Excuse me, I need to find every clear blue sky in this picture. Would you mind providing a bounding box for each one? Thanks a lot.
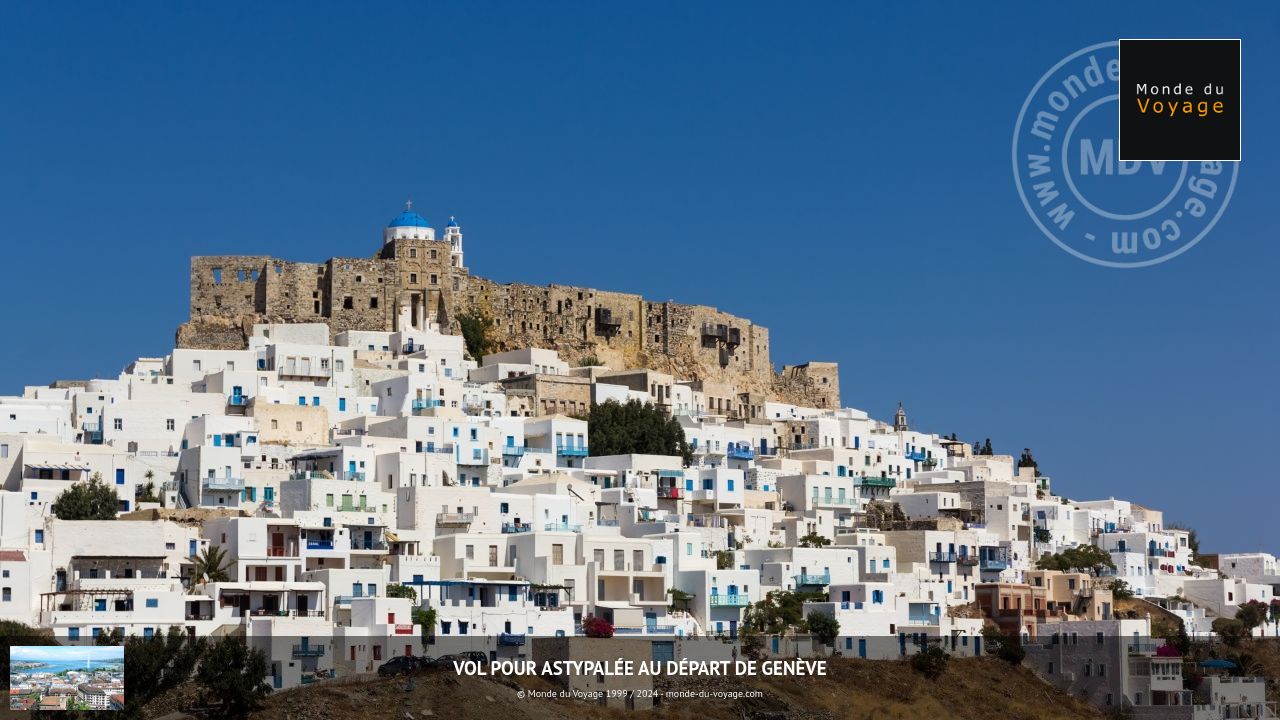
[1,3,1275,553]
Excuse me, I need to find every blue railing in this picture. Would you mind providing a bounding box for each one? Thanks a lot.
[556,446,589,457]
[929,552,957,563]
[727,446,755,460]
[333,595,354,605]
[839,601,865,610]
[292,644,325,657]
[498,633,526,646]
[794,573,831,585]
[544,522,582,532]
[905,450,927,462]
[502,522,532,534]
[203,477,245,491]
[412,398,443,411]
[502,446,526,457]
[306,541,334,550]
[228,395,248,407]
[709,594,749,607]
[981,559,1009,571]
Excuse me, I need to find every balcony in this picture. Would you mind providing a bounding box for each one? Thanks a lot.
[292,644,326,657]
[350,540,388,551]
[929,552,957,563]
[556,445,589,457]
[203,477,245,492]
[501,522,532,534]
[957,555,979,566]
[267,545,298,557]
[814,496,857,506]
[658,487,683,499]
[980,559,1009,571]
[436,513,474,528]
[337,500,372,512]
[860,476,896,489]
[905,450,927,462]
[278,362,332,378]
[82,420,104,444]
[305,540,335,551]
[228,395,249,407]
[727,446,755,461]
[543,522,582,532]
[709,594,749,608]
[502,446,526,458]
[794,573,831,586]
[498,633,526,647]
[411,398,443,412]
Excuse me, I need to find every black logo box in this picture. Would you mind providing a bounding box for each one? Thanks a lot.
[1119,38,1240,161]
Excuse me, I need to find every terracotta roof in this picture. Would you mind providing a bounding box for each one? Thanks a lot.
[0,550,26,562]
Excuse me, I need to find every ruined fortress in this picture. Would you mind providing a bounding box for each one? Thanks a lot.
[178,206,839,409]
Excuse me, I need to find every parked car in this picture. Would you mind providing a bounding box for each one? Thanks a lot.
[458,651,489,664]
[414,656,436,669]
[377,656,417,677]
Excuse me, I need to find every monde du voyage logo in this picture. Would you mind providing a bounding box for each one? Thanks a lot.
[1012,40,1240,268]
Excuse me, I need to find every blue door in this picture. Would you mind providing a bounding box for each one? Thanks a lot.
[858,638,867,658]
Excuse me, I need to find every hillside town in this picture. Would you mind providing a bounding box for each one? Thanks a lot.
[0,208,1274,719]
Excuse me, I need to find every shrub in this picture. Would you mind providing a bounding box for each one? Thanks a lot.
[581,615,614,638]
[910,645,949,680]
[807,612,840,647]
[982,627,1026,665]
[51,472,119,520]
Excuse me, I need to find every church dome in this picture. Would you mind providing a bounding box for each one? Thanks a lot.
[388,210,430,229]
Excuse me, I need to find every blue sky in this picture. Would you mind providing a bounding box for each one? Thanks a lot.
[10,645,123,663]
[0,3,1276,552]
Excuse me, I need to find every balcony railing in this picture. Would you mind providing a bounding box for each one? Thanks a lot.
[350,540,388,551]
[267,546,298,557]
[980,559,1009,571]
[658,487,683,499]
[957,555,979,566]
[411,398,443,411]
[498,633,526,647]
[556,446,589,457]
[202,477,245,492]
[794,573,831,586]
[292,644,325,657]
[726,446,755,460]
[709,594,749,607]
[502,522,532,534]
[305,541,335,551]
[337,500,371,512]
[436,513,474,527]
[814,496,857,506]
[905,450,927,462]
[929,552,957,563]
[502,446,526,457]
[278,363,332,378]
[82,420,104,444]
[228,395,249,407]
[860,476,896,489]
[543,522,582,532]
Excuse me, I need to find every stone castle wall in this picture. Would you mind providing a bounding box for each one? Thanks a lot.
[181,239,839,407]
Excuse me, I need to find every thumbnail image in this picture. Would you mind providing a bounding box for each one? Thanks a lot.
[9,645,124,711]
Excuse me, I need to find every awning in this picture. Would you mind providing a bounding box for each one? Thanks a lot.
[24,462,90,471]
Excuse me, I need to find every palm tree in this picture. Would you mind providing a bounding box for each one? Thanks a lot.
[187,545,232,594]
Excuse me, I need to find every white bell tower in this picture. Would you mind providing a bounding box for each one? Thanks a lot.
[444,216,464,268]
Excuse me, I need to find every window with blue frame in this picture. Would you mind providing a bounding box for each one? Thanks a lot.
[470,428,477,441]
[452,427,459,437]
[338,398,346,411]
[115,469,125,485]
[94,599,107,611]
[500,503,509,513]
[298,396,306,406]
[34,530,43,543]
[68,627,80,640]
[727,479,735,491]
[312,396,320,406]
[145,598,158,608]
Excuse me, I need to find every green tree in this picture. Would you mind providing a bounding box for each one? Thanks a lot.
[1036,545,1115,576]
[712,550,734,570]
[807,611,840,647]
[413,606,437,644]
[187,545,232,593]
[1235,601,1268,632]
[586,399,692,465]
[1108,579,1135,600]
[910,644,949,679]
[196,637,271,716]
[1212,617,1247,646]
[743,590,825,636]
[51,472,119,520]
[385,584,417,602]
[121,627,207,714]
[456,311,494,360]
[798,532,831,548]
[982,626,1026,665]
